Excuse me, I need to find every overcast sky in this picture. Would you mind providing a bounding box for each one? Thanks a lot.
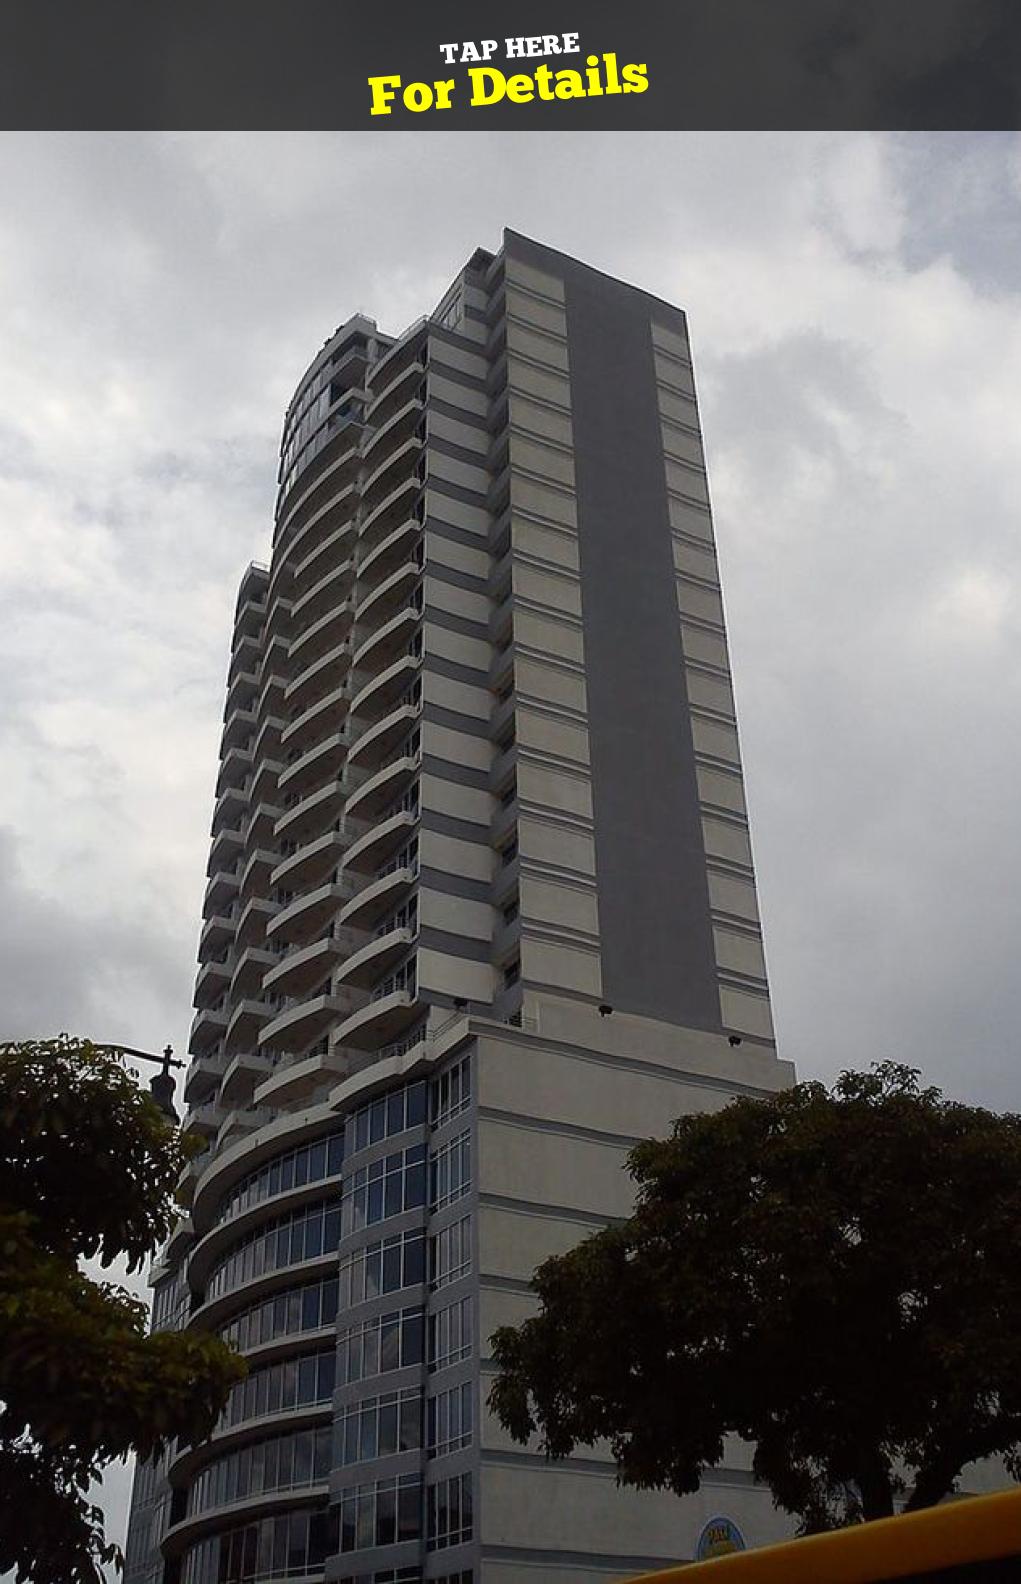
[2,130,1020,1557]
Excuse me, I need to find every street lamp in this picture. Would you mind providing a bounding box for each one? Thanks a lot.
[93,1042,184,1123]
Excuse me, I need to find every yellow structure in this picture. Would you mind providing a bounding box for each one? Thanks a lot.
[622,1487,1021,1582]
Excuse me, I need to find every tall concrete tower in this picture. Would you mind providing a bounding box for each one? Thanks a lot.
[125,231,793,1584]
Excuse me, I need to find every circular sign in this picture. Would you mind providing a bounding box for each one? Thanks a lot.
[696,1516,747,1560]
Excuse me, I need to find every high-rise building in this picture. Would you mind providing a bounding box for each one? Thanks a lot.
[125,231,794,1584]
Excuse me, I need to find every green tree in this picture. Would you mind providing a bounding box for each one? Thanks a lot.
[489,1063,1021,1532]
[0,1035,246,1582]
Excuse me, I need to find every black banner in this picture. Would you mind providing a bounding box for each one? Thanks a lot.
[1,0,1019,130]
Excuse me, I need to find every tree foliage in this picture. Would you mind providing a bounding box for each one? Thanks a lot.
[0,1036,246,1582]
[489,1063,1021,1531]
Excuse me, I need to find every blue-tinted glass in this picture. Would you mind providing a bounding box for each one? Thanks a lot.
[407,1081,426,1127]
[383,1241,402,1291]
[398,1478,420,1542]
[404,1311,424,1366]
[404,1234,425,1287]
[287,1511,309,1570]
[376,1484,397,1546]
[379,1398,398,1455]
[370,1098,386,1143]
[387,1091,405,1136]
[298,1355,316,1404]
[405,1159,425,1208]
[380,1317,400,1372]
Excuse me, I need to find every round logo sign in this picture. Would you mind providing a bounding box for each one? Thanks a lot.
[696,1516,747,1560]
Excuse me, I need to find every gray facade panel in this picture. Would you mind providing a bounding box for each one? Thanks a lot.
[506,230,721,1032]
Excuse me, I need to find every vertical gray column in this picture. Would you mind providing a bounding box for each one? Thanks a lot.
[505,232,721,1032]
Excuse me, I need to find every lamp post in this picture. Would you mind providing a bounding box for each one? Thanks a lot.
[93,1042,184,1123]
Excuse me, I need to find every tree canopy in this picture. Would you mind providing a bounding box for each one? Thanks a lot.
[0,1035,246,1582]
[489,1063,1021,1532]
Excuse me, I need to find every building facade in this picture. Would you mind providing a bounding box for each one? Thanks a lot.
[124,231,794,1584]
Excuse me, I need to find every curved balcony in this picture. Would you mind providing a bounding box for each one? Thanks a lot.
[250,757,283,805]
[273,779,347,847]
[245,800,283,845]
[252,713,285,764]
[344,749,419,823]
[291,520,357,602]
[262,935,350,999]
[260,634,290,689]
[203,869,240,918]
[342,806,419,876]
[355,516,422,594]
[233,595,266,644]
[189,1003,228,1057]
[358,475,422,559]
[280,683,349,756]
[216,1105,275,1154]
[348,652,420,725]
[354,560,421,642]
[287,601,353,674]
[332,986,419,1050]
[238,847,278,900]
[366,357,426,429]
[177,1145,213,1208]
[265,879,356,947]
[254,1048,350,1110]
[361,396,423,469]
[277,729,350,802]
[283,636,352,718]
[194,958,232,1010]
[215,747,252,799]
[220,1050,275,1106]
[225,998,276,1055]
[350,603,421,678]
[199,911,236,960]
[225,669,259,719]
[277,422,360,534]
[338,865,416,932]
[211,785,248,836]
[264,594,292,646]
[255,670,287,724]
[161,1484,331,1562]
[270,828,354,894]
[228,632,261,685]
[360,435,421,519]
[230,945,280,999]
[236,897,282,949]
[208,823,244,875]
[290,558,355,633]
[184,1100,225,1141]
[367,327,427,410]
[333,925,416,992]
[258,990,360,1054]
[167,1400,333,1491]
[184,1051,227,1107]
[220,706,257,757]
[279,474,358,577]
[347,701,421,778]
